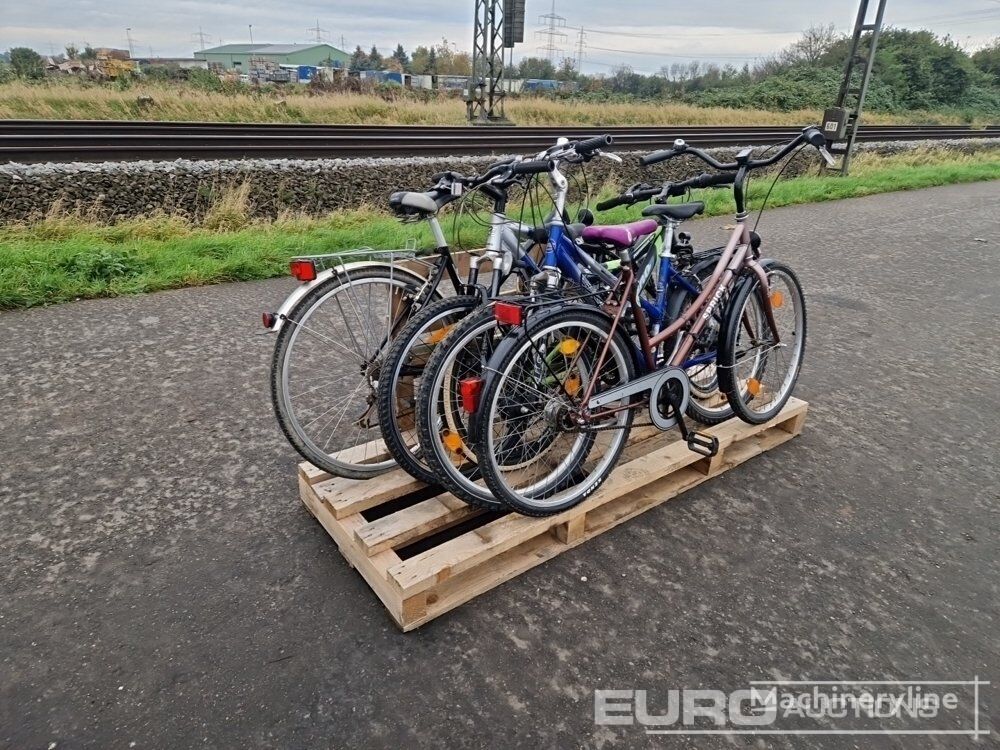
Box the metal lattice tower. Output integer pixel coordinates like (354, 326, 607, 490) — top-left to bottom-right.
(826, 0, 888, 174)
(306, 20, 328, 44)
(469, 0, 512, 123)
(536, 0, 567, 64)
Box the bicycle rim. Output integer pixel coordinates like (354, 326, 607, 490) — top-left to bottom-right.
(275, 270, 424, 476)
(724, 265, 805, 423)
(479, 313, 634, 514)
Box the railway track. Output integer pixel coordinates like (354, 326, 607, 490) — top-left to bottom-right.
(1, 120, 996, 163)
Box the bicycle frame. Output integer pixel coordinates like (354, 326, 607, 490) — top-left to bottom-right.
(578, 215, 781, 417)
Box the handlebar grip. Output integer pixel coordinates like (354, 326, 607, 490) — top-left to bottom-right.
(640, 149, 677, 167)
(575, 134, 614, 154)
(689, 172, 736, 189)
(511, 159, 555, 176)
(595, 195, 626, 211)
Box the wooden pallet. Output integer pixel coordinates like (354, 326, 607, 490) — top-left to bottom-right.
(299, 397, 809, 631)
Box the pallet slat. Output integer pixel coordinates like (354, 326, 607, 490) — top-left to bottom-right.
(299, 397, 808, 630)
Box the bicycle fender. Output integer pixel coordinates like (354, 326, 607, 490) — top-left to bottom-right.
(269, 261, 430, 332)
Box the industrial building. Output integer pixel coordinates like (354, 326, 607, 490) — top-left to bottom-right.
(194, 43, 349, 71)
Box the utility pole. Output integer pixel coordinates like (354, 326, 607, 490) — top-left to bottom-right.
(575, 26, 586, 73)
(822, 0, 888, 175)
(125, 28, 135, 57)
(536, 0, 566, 65)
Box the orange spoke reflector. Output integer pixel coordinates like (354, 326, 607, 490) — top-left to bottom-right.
(564, 375, 581, 396)
(747, 378, 762, 396)
(770, 290, 784, 309)
(426, 324, 453, 345)
(557, 338, 580, 356)
(442, 431, 463, 452)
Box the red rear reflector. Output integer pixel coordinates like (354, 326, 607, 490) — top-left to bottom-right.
(262, 312, 277, 328)
(459, 377, 484, 414)
(494, 301, 523, 326)
(289, 259, 317, 282)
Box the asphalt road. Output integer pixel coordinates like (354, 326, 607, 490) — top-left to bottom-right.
(2, 182, 998, 749)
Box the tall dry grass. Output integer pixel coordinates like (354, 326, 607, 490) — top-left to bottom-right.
(0, 79, 974, 126)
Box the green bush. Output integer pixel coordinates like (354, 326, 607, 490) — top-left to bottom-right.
(57, 248, 147, 282)
(689, 67, 897, 112)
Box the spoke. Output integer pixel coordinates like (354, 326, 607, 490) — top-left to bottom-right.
(289, 319, 366, 363)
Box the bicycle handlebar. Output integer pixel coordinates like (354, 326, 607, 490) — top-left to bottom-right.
(595, 185, 660, 211)
(640, 126, 828, 172)
(595, 171, 736, 212)
(685, 172, 737, 189)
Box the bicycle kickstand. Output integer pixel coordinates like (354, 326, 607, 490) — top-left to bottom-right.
(664, 387, 720, 458)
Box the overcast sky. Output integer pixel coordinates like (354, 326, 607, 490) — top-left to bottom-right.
(2, 1, 997, 72)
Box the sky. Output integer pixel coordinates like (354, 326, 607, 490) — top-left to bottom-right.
(2, 0, 998, 72)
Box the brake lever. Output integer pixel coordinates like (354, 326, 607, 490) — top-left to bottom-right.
(818, 146, 837, 168)
(598, 150, 623, 164)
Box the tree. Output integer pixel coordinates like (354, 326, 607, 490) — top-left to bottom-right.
(349, 45, 368, 71)
(427, 47, 437, 74)
(391, 44, 409, 70)
(516, 56, 556, 79)
(80, 45, 97, 62)
(972, 38, 1000, 81)
(65, 44, 79, 60)
(556, 57, 577, 81)
(9, 47, 44, 79)
(409, 45, 431, 74)
(368, 45, 383, 70)
(781, 24, 839, 66)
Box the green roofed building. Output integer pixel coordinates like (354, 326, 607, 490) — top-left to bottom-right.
(194, 43, 349, 71)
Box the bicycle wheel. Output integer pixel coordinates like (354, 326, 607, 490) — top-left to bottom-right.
(718, 262, 806, 425)
(472, 306, 636, 516)
(270, 264, 435, 479)
(416, 306, 507, 510)
(377, 295, 480, 485)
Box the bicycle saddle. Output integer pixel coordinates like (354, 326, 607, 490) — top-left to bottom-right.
(581, 219, 658, 248)
(388, 189, 456, 217)
(642, 202, 705, 221)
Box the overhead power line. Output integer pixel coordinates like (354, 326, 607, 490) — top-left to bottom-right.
(583, 26, 803, 39)
(585, 44, 761, 61)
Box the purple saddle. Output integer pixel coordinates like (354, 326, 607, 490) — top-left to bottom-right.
(581, 219, 658, 248)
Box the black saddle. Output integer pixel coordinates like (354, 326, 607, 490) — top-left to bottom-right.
(641, 202, 705, 222)
(388, 188, 457, 217)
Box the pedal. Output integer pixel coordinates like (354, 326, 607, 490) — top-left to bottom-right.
(686, 431, 719, 457)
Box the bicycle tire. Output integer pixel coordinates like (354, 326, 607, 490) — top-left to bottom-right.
(270, 264, 437, 479)
(415, 306, 507, 510)
(376, 295, 481, 486)
(718, 262, 806, 425)
(472, 306, 636, 516)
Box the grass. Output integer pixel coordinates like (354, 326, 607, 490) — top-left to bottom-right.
(1, 148, 997, 309)
(0, 78, 986, 127)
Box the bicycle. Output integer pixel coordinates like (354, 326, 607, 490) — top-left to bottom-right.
(377, 135, 640, 489)
(263, 157, 547, 479)
(414, 156, 734, 509)
(468, 126, 833, 515)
